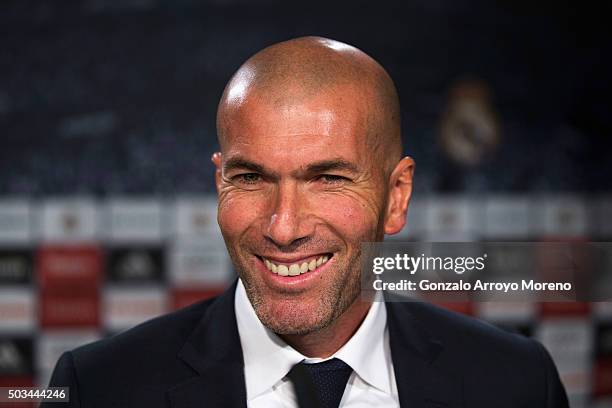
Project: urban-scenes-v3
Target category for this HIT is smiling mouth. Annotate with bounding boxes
[258,254,333,276]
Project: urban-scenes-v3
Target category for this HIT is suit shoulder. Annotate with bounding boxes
[391,300,537,356]
[46,294,231,406]
[387,301,567,406]
[70,296,217,372]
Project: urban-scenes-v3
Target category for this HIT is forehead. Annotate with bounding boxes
[220,85,375,167]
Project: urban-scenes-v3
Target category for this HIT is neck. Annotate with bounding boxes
[279,298,372,358]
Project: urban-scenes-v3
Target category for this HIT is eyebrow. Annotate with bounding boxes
[223,157,269,175]
[222,156,360,177]
[302,159,360,175]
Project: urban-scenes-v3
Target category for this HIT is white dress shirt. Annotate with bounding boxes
[234,280,399,408]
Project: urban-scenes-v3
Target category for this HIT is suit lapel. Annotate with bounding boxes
[167,282,247,408]
[166,283,463,408]
[386,301,462,408]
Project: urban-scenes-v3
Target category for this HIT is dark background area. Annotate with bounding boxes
[0,3,611,405]
[1,0,610,195]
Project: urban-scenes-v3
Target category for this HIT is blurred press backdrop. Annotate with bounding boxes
[0,1,611,407]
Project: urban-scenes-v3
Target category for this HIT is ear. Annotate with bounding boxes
[384,156,415,235]
[211,152,223,194]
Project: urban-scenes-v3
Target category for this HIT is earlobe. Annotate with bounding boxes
[211,152,223,193]
[384,156,415,235]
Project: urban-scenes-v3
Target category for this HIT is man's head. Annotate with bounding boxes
[213,36,414,336]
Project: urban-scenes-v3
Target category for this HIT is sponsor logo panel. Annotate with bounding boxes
[0,250,33,285]
[37,245,103,290]
[173,198,220,237]
[106,247,165,283]
[40,288,99,328]
[0,289,35,333]
[0,337,33,376]
[102,286,167,332]
[40,199,99,243]
[423,196,483,241]
[532,196,588,237]
[484,196,530,239]
[0,201,32,245]
[106,200,164,243]
[168,239,231,287]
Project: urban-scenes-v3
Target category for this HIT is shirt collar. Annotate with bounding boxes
[332,292,393,394]
[234,279,392,400]
[235,280,304,399]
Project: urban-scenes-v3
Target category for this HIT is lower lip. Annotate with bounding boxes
[256,255,333,291]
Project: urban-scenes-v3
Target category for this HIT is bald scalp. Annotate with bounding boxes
[216,36,402,173]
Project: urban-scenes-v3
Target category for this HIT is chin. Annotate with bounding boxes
[256,298,333,336]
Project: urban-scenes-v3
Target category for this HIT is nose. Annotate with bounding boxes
[265,181,312,247]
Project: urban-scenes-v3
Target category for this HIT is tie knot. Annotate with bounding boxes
[301,358,352,374]
[288,358,353,408]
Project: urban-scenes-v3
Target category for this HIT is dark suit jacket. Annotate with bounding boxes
[42,282,569,408]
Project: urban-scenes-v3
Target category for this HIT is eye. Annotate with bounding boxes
[233,173,262,185]
[317,174,350,185]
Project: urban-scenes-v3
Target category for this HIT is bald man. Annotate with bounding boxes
[43,37,568,408]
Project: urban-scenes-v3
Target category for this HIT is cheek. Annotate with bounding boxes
[217,194,264,238]
[312,194,379,239]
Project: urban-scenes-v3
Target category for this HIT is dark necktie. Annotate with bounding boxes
[287,358,353,408]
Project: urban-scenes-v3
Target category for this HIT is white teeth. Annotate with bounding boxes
[277,265,289,276]
[288,264,300,276]
[264,259,278,274]
[264,255,330,276]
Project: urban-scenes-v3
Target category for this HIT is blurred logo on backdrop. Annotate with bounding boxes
[107,248,164,283]
[61,212,79,235]
[0,251,32,284]
[0,338,32,376]
[439,79,501,167]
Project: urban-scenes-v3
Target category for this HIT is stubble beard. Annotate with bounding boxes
[231,246,364,336]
